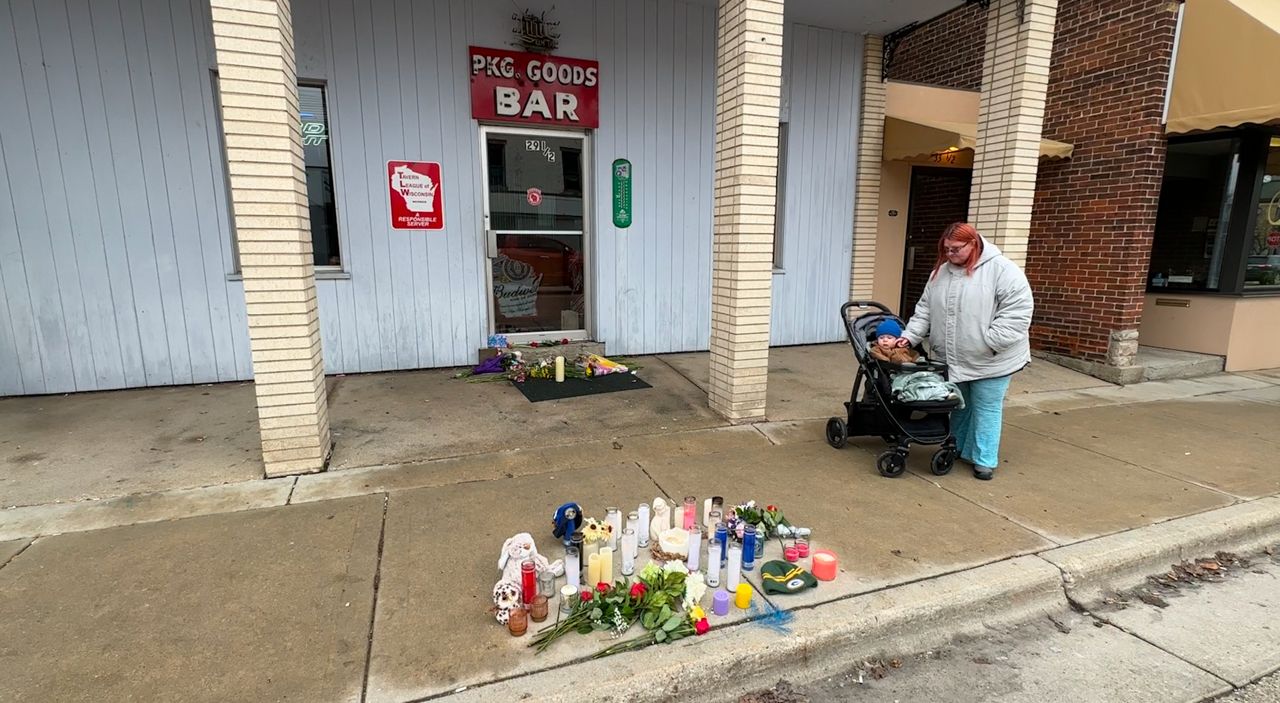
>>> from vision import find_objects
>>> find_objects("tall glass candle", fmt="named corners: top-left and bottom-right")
top-left (703, 497), bottom-right (714, 528)
top-left (621, 529), bottom-right (637, 575)
top-left (715, 522), bottom-right (728, 566)
top-left (521, 560), bottom-right (537, 605)
top-left (706, 554), bottom-right (720, 588)
top-left (742, 525), bottom-right (758, 572)
top-left (625, 512), bottom-right (640, 556)
top-left (565, 547), bottom-right (581, 589)
top-left (560, 584), bottom-right (577, 615)
top-left (637, 503), bottom-right (651, 547)
top-left (686, 527), bottom-right (702, 571)
top-left (599, 546), bottom-right (614, 586)
top-left (682, 496), bottom-right (697, 530)
top-left (605, 507), bottom-right (622, 550)
top-left (708, 509), bottom-right (722, 533)
top-left (587, 552), bottom-right (601, 587)
top-left (726, 542), bottom-right (743, 592)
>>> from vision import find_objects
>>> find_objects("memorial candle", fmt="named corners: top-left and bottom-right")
top-left (726, 542), bottom-right (742, 592)
top-left (599, 546), bottom-right (614, 586)
top-left (621, 529), bottom-right (637, 576)
top-left (734, 583), bottom-right (753, 609)
top-left (565, 547), bottom-right (581, 589)
top-left (715, 522), bottom-right (728, 566)
top-left (587, 552), bottom-right (601, 587)
top-left (624, 511), bottom-right (640, 552)
top-left (605, 507), bottom-right (622, 550)
top-left (554, 356), bottom-right (565, 383)
top-left (521, 560), bottom-right (537, 605)
top-left (686, 527), bottom-right (702, 571)
top-left (812, 550), bottom-right (838, 581)
top-left (682, 496), bottom-right (697, 530)
top-left (637, 503), bottom-right (651, 547)
top-left (742, 525), bottom-right (758, 572)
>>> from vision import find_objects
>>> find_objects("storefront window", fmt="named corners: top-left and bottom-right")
top-left (1149, 137), bottom-right (1239, 291)
top-left (1244, 139), bottom-right (1280, 288)
top-left (299, 84), bottom-right (341, 268)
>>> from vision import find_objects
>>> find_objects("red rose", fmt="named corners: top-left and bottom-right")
top-left (596, 582), bottom-right (609, 593)
top-left (629, 582), bottom-right (647, 599)
top-left (766, 505), bottom-right (777, 512)
top-left (561, 338), bottom-right (570, 345)
top-left (530, 342), bottom-right (539, 348)
top-left (695, 618), bottom-right (710, 636)
top-left (580, 590), bottom-right (593, 602)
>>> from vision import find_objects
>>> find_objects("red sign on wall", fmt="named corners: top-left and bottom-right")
top-left (469, 46), bottom-right (599, 128)
top-left (388, 161), bottom-right (444, 231)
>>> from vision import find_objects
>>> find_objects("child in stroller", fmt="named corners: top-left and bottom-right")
top-left (826, 302), bottom-right (962, 478)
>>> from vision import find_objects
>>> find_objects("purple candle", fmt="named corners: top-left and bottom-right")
top-left (712, 589), bottom-right (731, 616)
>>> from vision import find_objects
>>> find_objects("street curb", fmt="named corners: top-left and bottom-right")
top-left (444, 555), bottom-right (1066, 703)
top-left (1041, 497), bottom-right (1280, 606)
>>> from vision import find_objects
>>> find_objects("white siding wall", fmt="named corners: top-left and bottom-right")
top-left (0, 0), bottom-right (249, 395)
top-left (770, 25), bottom-right (862, 346)
top-left (0, 0), bottom-right (863, 395)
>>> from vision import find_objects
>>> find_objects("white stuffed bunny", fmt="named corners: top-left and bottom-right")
top-left (498, 531), bottom-right (564, 585)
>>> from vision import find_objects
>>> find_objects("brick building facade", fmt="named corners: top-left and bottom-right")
top-left (884, 0), bottom-right (1180, 375)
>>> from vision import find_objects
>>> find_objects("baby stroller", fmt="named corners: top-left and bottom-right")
top-left (825, 301), bottom-right (961, 478)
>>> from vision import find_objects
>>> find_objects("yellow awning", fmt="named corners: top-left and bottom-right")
top-left (1167, 0), bottom-right (1280, 135)
top-left (883, 82), bottom-right (1073, 161)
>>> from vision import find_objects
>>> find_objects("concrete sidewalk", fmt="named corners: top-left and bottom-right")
top-left (2, 351), bottom-right (1280, 701)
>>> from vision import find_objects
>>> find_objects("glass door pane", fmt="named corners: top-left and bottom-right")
top-left (1245, 139), bottom-right (1280, 288)
top-left (485, 132), bottom-right (586, 334)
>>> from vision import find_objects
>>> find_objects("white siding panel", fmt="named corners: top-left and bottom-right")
top-left (770, 25), bottom-right (861, 346)
top-left (0, 0), bottom-right (252, 395)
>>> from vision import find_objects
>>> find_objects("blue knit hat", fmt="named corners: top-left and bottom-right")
top-left (875, 319), bottom-right (903, 338)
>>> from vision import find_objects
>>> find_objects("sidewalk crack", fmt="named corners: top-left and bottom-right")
top-left (285, 476), bottom-right (299, 505)
top-left (1034, 553), bottom-right (1237, 691)
top-left (0, 539), bottom-right (35, 572)
top-left (360, 494), bottom-right (390, 703)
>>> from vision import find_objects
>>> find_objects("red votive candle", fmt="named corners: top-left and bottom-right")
top-left (521, 560), bottom-right (537, 604)
top-left (811, 550), bottom-right (838, 581)
top-left (795, 539), bottom-right (810, 559)
top-left (784, 546), bottom-right (799, 562)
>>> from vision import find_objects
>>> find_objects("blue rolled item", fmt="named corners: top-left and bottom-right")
top-left (716, 522), bottom-right (728, 566)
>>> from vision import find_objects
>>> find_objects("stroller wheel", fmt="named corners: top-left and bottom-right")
top-left (825, 417), bottom-right (847, 449)
top-left (930, 447), bottom-right (957, 476)
top-left (876, 450), bottom-right (907, 478)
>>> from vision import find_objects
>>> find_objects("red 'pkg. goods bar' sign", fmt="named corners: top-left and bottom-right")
top-left (469, 46), bottom-right (600, 128)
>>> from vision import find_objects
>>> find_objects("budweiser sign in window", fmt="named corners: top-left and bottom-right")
top-left (469, 46), bottom-right (599, 128)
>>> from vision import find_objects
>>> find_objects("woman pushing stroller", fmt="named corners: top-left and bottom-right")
top-left (897, 222), bottom-right (1034, 481)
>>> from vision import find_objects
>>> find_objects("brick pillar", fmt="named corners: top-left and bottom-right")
top-left (850, 35), bottom-right (885, 300)
top-left (969, 0), bottom-right (1058, 267)
top-left (709, 0), bottom-right (784, 422)
top-left (211, 0), bottom-right (331, 477)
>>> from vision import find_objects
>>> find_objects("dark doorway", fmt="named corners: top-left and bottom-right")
top-left (899, 167), bottom-right (973, 319)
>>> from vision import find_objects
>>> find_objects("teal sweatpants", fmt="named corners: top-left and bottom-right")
top-left (951, 375), bottom-right (1013, 471)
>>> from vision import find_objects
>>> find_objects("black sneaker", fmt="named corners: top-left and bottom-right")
top-left (973, 466), bottom-right (994, 480)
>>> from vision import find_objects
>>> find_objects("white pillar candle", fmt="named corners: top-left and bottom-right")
top-left (727, 543), bottom-right (743, 592)
top-left (703, 497), bottom-right (714, 528)
top-left (621, 529), bottom-right (637, 575)
top-left (599, 547), bottom-right (614, 586)
top-left (686, 528), bottom-right (702, 571)
top-left (706, 554), bottom-right (720, 588)
top-left (637, 503), bottom-right (651, 547)
top-left (566, 548), bottom-right (581, 589)
top-left (555, 356), bottom-right (565, 382)
top-left (587, 552), bottom-right (601, 587)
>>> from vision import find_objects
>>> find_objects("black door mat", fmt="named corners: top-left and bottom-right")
top-left (513, 373), bottom-right (652, 402)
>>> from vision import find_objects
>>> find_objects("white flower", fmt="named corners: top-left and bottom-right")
top-left (663, 560), bottom-right (690, 575)
top-left (683, 572), bottom-right (707, 609)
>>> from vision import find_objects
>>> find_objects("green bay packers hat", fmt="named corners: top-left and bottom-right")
top-left (760, 560), bottom-right (818, 594)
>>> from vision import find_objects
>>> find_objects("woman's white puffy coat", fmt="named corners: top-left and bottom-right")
top-left (901, 237), bottom-right (1034, 383)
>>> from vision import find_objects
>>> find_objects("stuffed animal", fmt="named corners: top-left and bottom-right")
top-left (551, 502), bottom-right (583, 545)
top-left (649, 498), bottom-right (672, 542)
top-left (498, 532), bottom-right (564, 586)
top-left (491, 580), bottom-right (522, 624)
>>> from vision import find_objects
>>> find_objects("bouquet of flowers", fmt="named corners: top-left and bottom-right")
top-left (528, 561), bottom-right (710, 655)
top-left (730, 501), bottom-right (791, 539)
